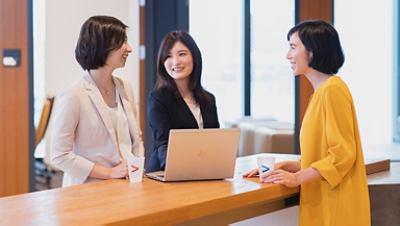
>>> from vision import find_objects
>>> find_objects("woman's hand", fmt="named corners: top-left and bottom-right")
top-left (109, 160), bottom-right (129, 179)
top-left (243, 168), bottom-right (259, 178)
top-left (130, 165), bottom-right (139, 172)
top-left (274, 161), bottom-right (301, 172)
top-left (242, 161), bottom-right (299, 178)
top-left (90, 160), bottom-right (140, 180)
top-left (110, 161), bottom-right (140, 179)
top-left (261, 169), bottom-right (300, 187)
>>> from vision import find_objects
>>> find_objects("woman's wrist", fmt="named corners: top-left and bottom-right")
top-left (294, 167), bottom-right (321, 185)
top-left (294, 171), bottom-right (303, 185)
top-left (90, 163), bottom-right (113, 179)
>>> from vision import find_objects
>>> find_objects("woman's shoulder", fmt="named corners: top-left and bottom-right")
top-left (322, 76), bottom-right (352, 100)
top-left (147, 88), bottom-right (174, 107)
top-left (198, 89), bottom-right (216, 105)
top-left (149, 87), bottom-right (174, 100)
top-left (324, 76), bottom-right (350, 91)
top-left (52, 79), bottom-right (87, 112)
top-left (204, 90), bottom-right (216, 100)
top-left (58, 77), bottom-right (87, 100)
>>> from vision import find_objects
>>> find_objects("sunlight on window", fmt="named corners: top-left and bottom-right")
top-left (251, 0), bottom-right (295, 122)
top-left (335, 0), bottom-right (393, 146)
top-left (190, 0), bottom-right (243, 126)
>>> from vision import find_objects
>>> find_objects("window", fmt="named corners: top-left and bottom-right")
top-left (335, 0), bottom-right (394, 146)
top-left (190, 0), bottom-right (295, 126)
top-left (250, 0), bottom-right (295, 122)
top-left (190, 0), bottom-right (243, 126)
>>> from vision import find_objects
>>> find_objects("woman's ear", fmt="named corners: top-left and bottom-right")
top-left (307, 51), bottom-right (313, 63)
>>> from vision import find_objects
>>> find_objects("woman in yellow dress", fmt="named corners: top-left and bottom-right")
top-left (245, 20), bottom-right (371, 226)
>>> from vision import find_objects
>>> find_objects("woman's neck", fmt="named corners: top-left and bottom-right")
top-left (89, 68), bottom-right (114, 88)
top-left (175, 78), bottom-right (191, 96)
top-left (175, 78), bottom-right (195, 103)
top-left (304, 69), bottom-right (332, 91)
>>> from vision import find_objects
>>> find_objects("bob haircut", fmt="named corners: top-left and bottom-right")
top-left (287, 20), bottom-right (345, 75)
top-left (156, 31), bottom-right (212, 103)
top-left (75, 15), bottom-right (128, 70)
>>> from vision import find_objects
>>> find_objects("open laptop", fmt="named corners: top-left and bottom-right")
top-left (146, 128), bottom-right (240, 182)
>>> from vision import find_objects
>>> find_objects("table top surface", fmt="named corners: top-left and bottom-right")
top-left (367, 162), bottom-right (400, 185)
top-left (1, 152), bottom-right (397, 225)
top-left (0, 154), bottom-right (300, 225)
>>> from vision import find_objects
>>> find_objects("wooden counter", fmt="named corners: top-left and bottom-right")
top-left (367, 163), bottom-right (400, 226)
top-left (0, 153), bottom-right (390, 225)
top-left (0, 154), bottom-right (300, 226)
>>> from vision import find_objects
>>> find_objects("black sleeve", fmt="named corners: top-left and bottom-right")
top-left (147, 92), bottom-right (170, 171)
top-left (210, 94), bottom-right (220, 128)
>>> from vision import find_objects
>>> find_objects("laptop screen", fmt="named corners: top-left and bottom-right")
top-left (159, 128), bottom-right (240, 181)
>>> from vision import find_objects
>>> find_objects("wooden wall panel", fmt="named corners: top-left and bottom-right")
top-left (295, 0), bottom-right (333, 153)
top-left (299, 0), bottom-right (333, 22)
top-left (298, 0), bottom-right (333, 117)
top-left (0, 0), bottom-right (30, 196)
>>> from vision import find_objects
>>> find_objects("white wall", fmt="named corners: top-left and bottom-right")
top-left (45, 0), bottom-right (140, 103)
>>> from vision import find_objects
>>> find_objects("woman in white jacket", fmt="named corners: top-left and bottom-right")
top-left (51, 15), bottom-right (144, 187)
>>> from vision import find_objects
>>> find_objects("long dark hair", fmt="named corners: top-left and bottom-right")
top-left (155, 31), bottom-right (212, 104)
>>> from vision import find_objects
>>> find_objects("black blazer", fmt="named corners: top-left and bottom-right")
top-left (146, 88), bottom-right (220, 172)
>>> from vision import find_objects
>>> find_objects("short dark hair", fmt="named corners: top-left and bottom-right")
top-left (287, 20), bottom-right (345, 74)
top-left (75, 15), bottom-right (128, 70)
top-left (156, 31), bottom-right (212, 103)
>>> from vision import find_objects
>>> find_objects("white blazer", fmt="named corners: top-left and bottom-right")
top-left (51, 73), bottom-right (144, 187)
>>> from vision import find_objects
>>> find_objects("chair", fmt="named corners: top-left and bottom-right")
top-left (254, 126), bottom-right (295, 154)
top-left (225, 117), bottom-right (277, 156)
top-left (228, 118), bottom-right (295, 156)
top-left (34, 96), bottom-right (55, 190)
top-left (35, 96), bottom-right (54, 146)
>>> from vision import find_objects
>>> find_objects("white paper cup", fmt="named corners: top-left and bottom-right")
top-left (257, 156), bottom-right (275, 181)
top-left (126, 155), bottom-right (145, 183)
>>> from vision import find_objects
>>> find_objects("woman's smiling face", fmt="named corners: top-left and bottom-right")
top-left (286, 32), bottom-right (312, 76)
top-left (163, 41), bottom-right (194, 81)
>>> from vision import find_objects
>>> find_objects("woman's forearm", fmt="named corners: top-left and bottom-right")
top-left (89, 164), bottom-right (111, 179)
top-left (295, 167), bottom-right (321, 184)
top-left (276, 160), bottom-right (301, 172)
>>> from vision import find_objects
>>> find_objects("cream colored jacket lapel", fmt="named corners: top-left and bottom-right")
top-left (84, 74), bottom-right (119, 150)
top-left (83, 74), bottom-right (144, 157)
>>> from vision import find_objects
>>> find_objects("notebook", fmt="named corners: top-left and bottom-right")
top-left (146, 128), bottom-right (240, 182)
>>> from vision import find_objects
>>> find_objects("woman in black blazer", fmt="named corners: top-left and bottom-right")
top-left (146, 31), bottom-right (220, 172)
